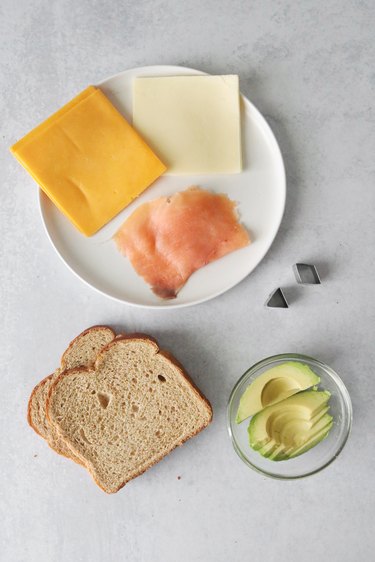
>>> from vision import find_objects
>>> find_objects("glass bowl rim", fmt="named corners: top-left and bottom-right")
top-left (227, 353), bottom-right (353, 480)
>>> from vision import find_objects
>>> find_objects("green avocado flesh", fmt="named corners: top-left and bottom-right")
top-left (236, 362), bottom-right (320, 423)
top-left (247, 389), bottom-right (333, 461)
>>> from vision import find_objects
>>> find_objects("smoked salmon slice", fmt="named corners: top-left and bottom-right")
top-left (114, 186), bottom-right (250, 299)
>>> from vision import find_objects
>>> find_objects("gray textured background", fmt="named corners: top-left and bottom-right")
top-left (1, 1), bottom-right (375, 561)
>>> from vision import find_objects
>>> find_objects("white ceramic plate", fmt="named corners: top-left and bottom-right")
top-left (40, 65), bottom-right (286, 309)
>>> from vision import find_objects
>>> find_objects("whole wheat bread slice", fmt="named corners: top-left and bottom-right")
top-left (27, 326), bottom-right (116, 463)
top-left (47, 335), bottom-right (213, 493)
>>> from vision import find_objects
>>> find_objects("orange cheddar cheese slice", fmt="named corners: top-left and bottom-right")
top-left (10, 86), bottom-right (166, 236)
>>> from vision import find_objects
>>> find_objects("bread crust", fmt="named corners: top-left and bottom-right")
top-left (60, 325), bottom-right (116, 369)
top-left (27, 373), bottom-right (54, 435)
top-left (47, 334), bottom-right (213, 493)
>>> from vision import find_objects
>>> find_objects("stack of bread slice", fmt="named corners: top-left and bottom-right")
top-left (28, 326), bottom-right (212, 493)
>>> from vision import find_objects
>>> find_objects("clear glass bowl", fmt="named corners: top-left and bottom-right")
top-left (227, 354), bottom-right (352, 479)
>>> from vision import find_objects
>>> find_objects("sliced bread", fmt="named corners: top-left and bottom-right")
top-left (47, 335), bottom-right (213, 493)
top-left (27, 326), bottom-right (116, 463)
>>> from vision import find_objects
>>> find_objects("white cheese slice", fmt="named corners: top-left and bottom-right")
top-left (133, 75), bottom-right (242, 174)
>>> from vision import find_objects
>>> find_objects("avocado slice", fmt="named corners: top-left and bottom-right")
top-left (288, 420), bottom-right (333, 458)
top-left (248, 390), bottom-right (330, 448)
top-left (268, 443), bottom-right (287, 461)
top-left (236, 362), bottom-right (320, 423)
top-left (248, 390), bottom-right (332, 459)
top-left (257, 440), bottom-right (278, 457)
top-left (256, 409), bottom-right (332, 461)
top-left (258, 406), bottom-right (333, 461)
top-left (281, 414), bottom-right (333, 458)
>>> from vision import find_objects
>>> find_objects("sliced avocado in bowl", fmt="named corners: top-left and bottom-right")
top-left (247, 390), bottom-right (332, 460)
top-left (236, 362), bottom-right (320, 423)
top-left (235, 360), bottom-right (335, 461)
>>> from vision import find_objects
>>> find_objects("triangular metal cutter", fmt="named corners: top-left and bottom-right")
top-left (265, 288), bottom-right (289, 308)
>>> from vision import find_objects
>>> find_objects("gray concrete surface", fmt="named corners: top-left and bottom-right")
top-left (1, 1), bottom-right (374, 561)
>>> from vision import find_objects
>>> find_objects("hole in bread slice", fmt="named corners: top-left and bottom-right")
top-left (97, 393), bottom-right (111, 409)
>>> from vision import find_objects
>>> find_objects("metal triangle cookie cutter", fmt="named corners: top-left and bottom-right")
top-left (293, 263), bottom-right (321, 285)
top-left (265, 288), bottom-right (289, 308)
